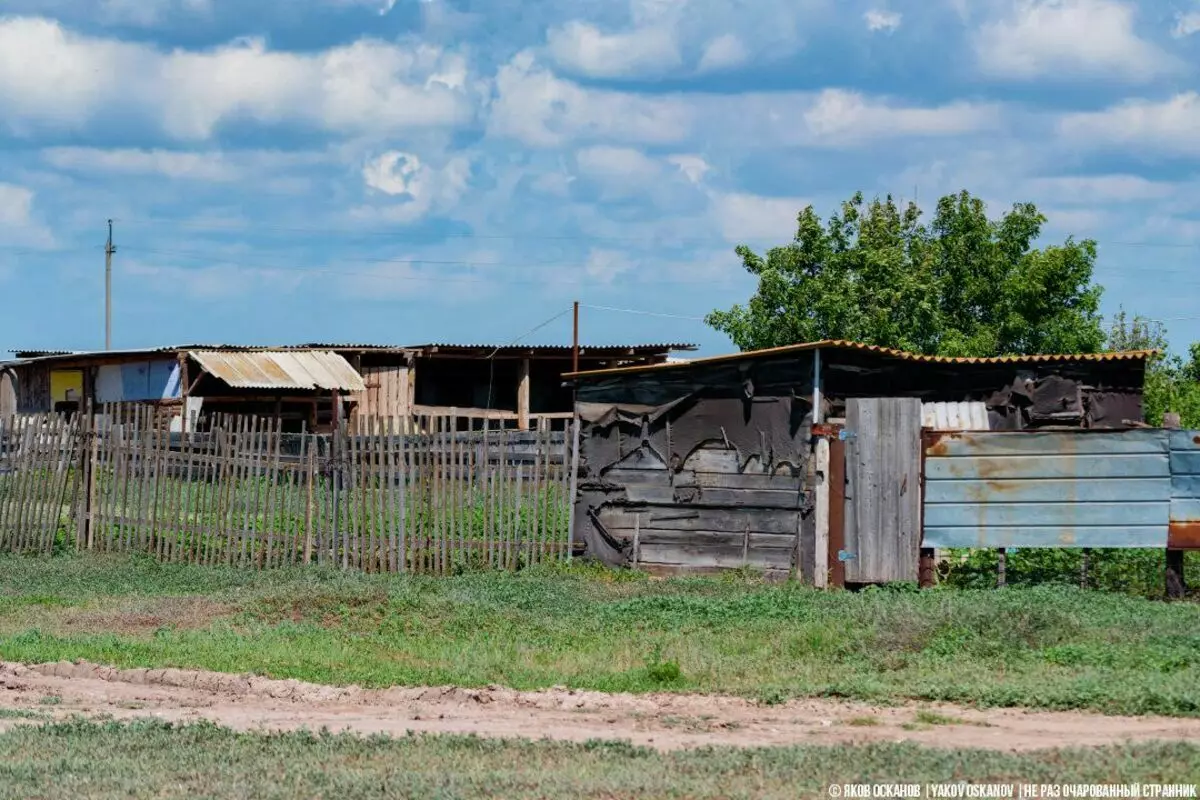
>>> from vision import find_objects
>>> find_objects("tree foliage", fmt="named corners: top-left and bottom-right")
top-left (1107, 309), bottom-right (1200, 427)
top-left (706, 190), bottom-right (1106, 358)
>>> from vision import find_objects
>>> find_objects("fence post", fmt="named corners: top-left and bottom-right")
top-left (565, 415), bottom-right (581, 562)
top-left (76, 407), bottom-right (95, 551)
top-left (997, 548), bottom-right (1007, 589)
top-left (304, 439), bottom-right (315, 565)
top-left (1164, 413), bottom-right (1185, 600)
top-left (333, 423), bottom-right (345, 569)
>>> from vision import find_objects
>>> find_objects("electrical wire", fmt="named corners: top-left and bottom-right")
top-left (581, 304), bottom-right (707, 321)
top-left (483, 307), bottom-right (575, 419)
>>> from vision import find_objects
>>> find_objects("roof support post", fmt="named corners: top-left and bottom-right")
top-left (812, 347), bottom-right (823, 424)
top-left (517, 358), bottom-right (531, 432)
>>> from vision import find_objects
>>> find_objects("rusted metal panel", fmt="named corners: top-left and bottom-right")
top-left (188, 350), bottom-right (366, 392)
top-left (1168, 430), bottom-right (1200, 549)
top-left (923, 430), bottom-right (1170, 549)
top-left (844, 397), bottom-right (922, 583)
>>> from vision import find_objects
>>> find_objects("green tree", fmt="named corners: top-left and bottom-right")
top-left (1108, 309), bottom-right (1200, 426)
top-left (706, 190), bottom-right (1106, 358)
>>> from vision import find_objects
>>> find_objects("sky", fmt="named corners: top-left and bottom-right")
top-left (1, 0), bottom-right (1200, 359)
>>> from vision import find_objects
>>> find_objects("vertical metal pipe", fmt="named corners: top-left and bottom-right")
top-left (104, 219), bottom-right (115, 351)
top-left (812, 348), bottom-right (822, 424)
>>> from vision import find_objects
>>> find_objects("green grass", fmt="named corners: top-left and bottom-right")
top-left (1, 554), bottom-right (1200, 716)
top-left (0, 719), bottom-right (1195, 799)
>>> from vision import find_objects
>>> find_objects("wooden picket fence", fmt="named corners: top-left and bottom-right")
top-left (0, 408), bottom-right (579, 573)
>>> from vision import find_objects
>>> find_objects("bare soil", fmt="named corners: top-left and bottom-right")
top-left (2, 660), bottom-right (1198, 752)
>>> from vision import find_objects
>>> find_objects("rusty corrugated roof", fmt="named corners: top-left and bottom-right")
top-left (189, 350), bottom-right (366, 392)
top-left (564, 340), bottom-right (1158, 379)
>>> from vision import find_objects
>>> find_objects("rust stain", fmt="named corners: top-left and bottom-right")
top-left (924, 430), bottom-right (963, 458)
top-left (1057, 530), bottom-right (1077, 546)
top-left (1168, 521), bottom-right (1200, 549)
top-left (1192, 436), bottom-right (1200, 445)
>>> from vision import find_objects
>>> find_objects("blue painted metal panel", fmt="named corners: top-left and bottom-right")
top-left (925, 477), bottom-right (1169, 504)
top-left (95, 360), bottom-right (182, 402)
top-left (923, 430), bottom-right (1170, 549)
top-left (1168, 430), bottom-right (1200, 547)
top-left (923, 525), bottom-right (1166, 549)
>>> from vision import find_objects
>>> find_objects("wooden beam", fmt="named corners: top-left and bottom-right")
top-left (813, 437), bottom-right (830, 589)
top-left (177, 354), bottom-right (189, 433)
top-left (517, 358), bottom-right (531, 431)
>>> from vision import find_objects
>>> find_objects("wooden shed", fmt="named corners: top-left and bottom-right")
top-left (564, 340), bottom-right (1153, 583)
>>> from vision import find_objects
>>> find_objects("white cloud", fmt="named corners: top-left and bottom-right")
top-left (575, 146), bottom-right (662, 180)
top-left (122, 260), bottom-right (304, 299)
top-left (99, 0), bottom-right (211, 26)
top-left (710, 192), bottom-right (806, 241)
top-left (864, 9), bottom-right (902, 32)
top-left (1026, 174), bottom-right (1176, 203)
top-left (974, 0), bottom-right (1174, 81)
top-left (0, 183), bottom-right (54, 247)
top-left (356, 151), bottom-right (472, 223)
top-left (488, 51), bottom-right (693, 146)
top-left (363, 151), bottom-right (424, 196)
top-left (1173, 10), bottom-right (1200, 37)
top-left (0, 17), bottom-right (477, 140)
top-left (546, 20), bottom-right (681, 77)
top-left (583, 249), bottom-right (634, 283)
top-left (1058, 93), bottom-right (1200, 156)
top-left (802, 89), bottom-right (999, 145)
top-left (668, 154), bottom-right (710, 184)
top-left (697, 33), bottom-right (748, 72)
top-left (40, 148), bottom-right (328, 181)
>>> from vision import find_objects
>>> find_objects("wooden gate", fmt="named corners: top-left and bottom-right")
top-left (843, 398), bottom-right (922, 583)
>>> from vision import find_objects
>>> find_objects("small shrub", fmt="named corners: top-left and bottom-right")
top-left (642, 645), bottom-right (682, 685)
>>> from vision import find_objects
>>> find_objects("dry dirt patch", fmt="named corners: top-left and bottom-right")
top-left (1, 597), bottom-right (234, 637)
top-left (2, 660), bottom-right (1200, 751)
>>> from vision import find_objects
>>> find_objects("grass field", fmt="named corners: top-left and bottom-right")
top-left (1, 554), bottom-right (1199, 716)
top-left (0, 719), bottom-right (1195, 800)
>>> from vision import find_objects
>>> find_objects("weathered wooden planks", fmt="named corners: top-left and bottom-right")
top-left (0, 410), bottom-right (576, 574)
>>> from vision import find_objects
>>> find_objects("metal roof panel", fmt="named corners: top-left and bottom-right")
top-left (188, 350), bottom-right (366, 392)
top-left (564, 340), bottom-right (1157, 379)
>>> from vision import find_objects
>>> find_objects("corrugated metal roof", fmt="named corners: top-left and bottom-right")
top-left (565, 340), bottom-right (1157, 379)
top-left (189, 350), bottom-right (366, 392)
top-left (412, 343), bottom-right (697, 355)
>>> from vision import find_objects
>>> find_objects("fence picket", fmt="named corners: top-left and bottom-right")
top-left (0, 410), bottom-right (574, 572)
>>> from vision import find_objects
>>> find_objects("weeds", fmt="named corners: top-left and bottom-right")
top-left (1, 555), bottom-right (1200, 717)
top-left (0, 719), bottom-right (1196, 799)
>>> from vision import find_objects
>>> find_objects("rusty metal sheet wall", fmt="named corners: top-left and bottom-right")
top-left (923, 430), bottom-right (1171, 549)
top-left (1169, 430), bottom-right (1200, 549)
top-left (844, 398), bottom-right (923, 583)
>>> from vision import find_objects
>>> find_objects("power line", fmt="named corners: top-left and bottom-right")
top-left (484, 306), bottom-right (575, 415)
top-left (581, 304), bottom-right (708, 322)
top-left (117, 216), bottom-right (765, 247)
top-left (114, 246), bottom-right (746, 288)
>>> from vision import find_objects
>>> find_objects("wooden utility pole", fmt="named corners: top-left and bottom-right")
top-left (572, 301), bottom-right (580, 374)
top-left (105, 219), bottom-right (116, 351)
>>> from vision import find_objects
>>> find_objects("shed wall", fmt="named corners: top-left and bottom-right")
top-left (16, 364), bottom-right (50, 413)
top-left (0, 370), bottom-right (15, 419)
top-left (573, 391), bottom-right (816, 578)
top-left (923, 430), bottom-right (1171, 549)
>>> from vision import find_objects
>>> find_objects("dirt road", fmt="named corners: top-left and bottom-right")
top-left (2, 660), bottom-right (1198, 751)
